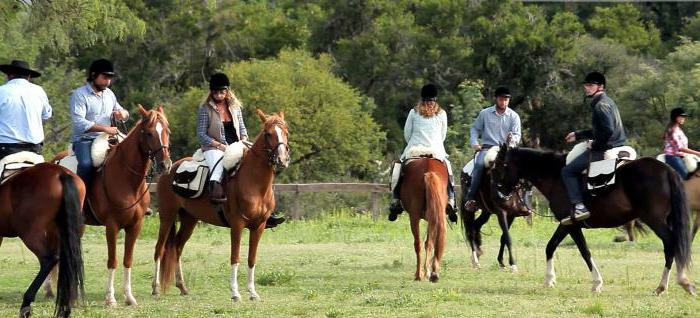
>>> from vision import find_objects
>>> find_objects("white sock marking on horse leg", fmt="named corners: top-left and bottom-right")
top-left (655, 267), bottom-right (671, 295)
top-left (124, 267), bottom-right (137, 305)
top-left (675, 263), bottom-right (696, 295)
top-left (230, 263), bottom-right (241, 301)
top-left (248, 265), bottom-right (259, 300)
top-left (105, 268), bottom-right (116, 306)
top-left (152, 259), bottom-right (161, 295)
top-left (471, 251), bottom-right (480, 269)
top-left (590, 258), bottom-right (603, 292)
top-left (544, 259), bottom-right (556, 287)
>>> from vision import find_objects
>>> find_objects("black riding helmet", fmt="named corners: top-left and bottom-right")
top-left (670, 107), bottom-right (690, 122)
top-left (421, 84), bottom-right (438, 102)
top-left (494, 86), bottom-right (511, 98)
top-left (210, 73), bottom-right (230, 91)
top-left (583, 71), bottom-right (606, 86)
top-left (88, 59), bottom-right (115, 81)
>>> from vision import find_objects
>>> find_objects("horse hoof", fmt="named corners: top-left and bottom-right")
top-left (544, 278), bottom-right (556, 288)
top-left (232, 295), bottom-right (241, 302)
top-left (19, 306), bottom-right (31, 318)
top-left (612, 234), bottom-right (629, 243)
top-left (105, 299), bottom-right (117, 307)
top-left (152, 290), bottom-right (160, 296)
top-left (429, 273), bottom-right (439, 283)
top-left (179, 288), bottom-right (189, 296)
top-left (510, 265), bottom-right (518, 273)
top-left (249, 294), bottom-right (260, 301)
top-left (653, 286), bottom-right (666, 296)
top-left (683, 284), bottom-right (697, 296)
top-left (125, 297), bottom-right (138, 306)
top-left (44, 291), bottom-right (55, 300)
top-left (498, 264), bottom-right (506, 271)
top-left (591, 283), bottom-right (602, 293)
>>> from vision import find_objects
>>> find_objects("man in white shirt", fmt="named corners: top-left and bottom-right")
top-left (0, 60), bottom-right (52, 160)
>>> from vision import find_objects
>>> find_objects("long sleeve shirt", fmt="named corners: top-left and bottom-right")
top-left (469, 105), bottom-right (521, 147)
top-left (664, 126), bottom-right (688, 156)
top-left (574, 92), bottom-right (626, 151)
top-left (0, 78), bottom-right (52, 144)
top-left (400, 108), bottom-right (448, 160)
top-left (196, 101), bottom-right (248, 149)
top-left (69, 83), bottom-right (124, 142)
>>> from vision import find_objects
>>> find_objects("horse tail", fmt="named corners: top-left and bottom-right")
top-left (425, 172), bottom-right (447, 264)
top-left (159, 222), bottom-right (178, 292)
top-left (55, 173), bottom-right (85, 317)
top-left (668, 169), bottom-right (692, 271)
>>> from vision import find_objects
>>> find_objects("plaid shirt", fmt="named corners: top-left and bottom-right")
top-left (196, 103), bottom-right (247, 146)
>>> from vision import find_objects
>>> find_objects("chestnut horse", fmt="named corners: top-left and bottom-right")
top-left (492, 145), bottom-right (695, 295)
top-left (0, 164), bottom-right (85, 317)
top-left (400, 157), bottom-right (448, 282)
top-left (153, 109), bottom-right (289, 301)
top-left (53, 105), bottom-right (171, 306)
top-left (459, 170), bottom-right (532, 271)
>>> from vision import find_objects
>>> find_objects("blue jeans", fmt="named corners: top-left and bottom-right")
top-left (561, 150), bottom-right (604, 205)
top-left (665, 155), bottom-right (688, 180)
top-left (466, 149), bottom-right (488, 201)
top-left (73, 139), bottom-right (94, 186)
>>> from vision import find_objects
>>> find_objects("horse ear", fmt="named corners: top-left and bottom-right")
top-left (137, 104), bottom-right (148, 116)
top-left (256, 109), bottom-right (268, 122)
top-left (157, 104), bottom-right (164, 113)
top-left (278, 110), bottom-right (285, 120)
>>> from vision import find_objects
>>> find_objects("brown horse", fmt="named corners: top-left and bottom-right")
top-left (400, 157), bottom-right (448, 282)
top-left (492, 145), bottom-right (695, 295)
top-left (0, 164), bottom-right (85, 317)
top-left (153, 109), bottom-right (289, 301)
top-left (459, 169), bottom-right (532, 271)
top-left (53, 105), bottom-right (171, 306)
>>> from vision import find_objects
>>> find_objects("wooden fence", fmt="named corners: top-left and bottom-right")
top-left (148, 182), bottom-right (463, 220)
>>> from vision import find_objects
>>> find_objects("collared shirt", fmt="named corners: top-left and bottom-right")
top-left (0, 78), bottom-right (52, 144)
top-left (69, 83), bottom-right (124, 142)
top-left (469, 105), bottom-right (521, 147)
top-left (400, 108), bottom-right (448, 160)
top-left (196, 101), bottom-right (248, 147)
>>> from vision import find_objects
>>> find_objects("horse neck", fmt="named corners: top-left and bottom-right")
top-left (109, 129), bottom-right (149, 187)
top-left (511, 149), bottom-right (565, 201)
top-left (235, 135), bottom-right (275, 191)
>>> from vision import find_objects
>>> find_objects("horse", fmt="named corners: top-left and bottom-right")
top-left (52, 105), bottom-right (172, 306)
top-left (399, 155), bottom-right (448, 282)
top-left (491, 145), bottom-right (695, 295)
top-left (459, 169), bottom-right (532, 271)
top-left (0, 163), bottom-right (85, 317)
top-left (153, 109), bottom-right (289, 301)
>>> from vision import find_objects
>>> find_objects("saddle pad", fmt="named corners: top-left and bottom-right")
top-left (587, 158), bottom-right (617, 190)
top-left (0, 151), bottom-right (45, 184)
top-left (222, 141), bottom-right (246, 171)
top-left (405, 145), bottom-right (435, 159)
top-left (1, 162), bottom-right (34, 184)
top-left (462, 147), bottom-right (500, 177)
top-left (91, 132), bottom-right (125, 167)
top-left (656, 153), bottom-right (700, 172)
top-left (172, 159), bottom-right (209, 198)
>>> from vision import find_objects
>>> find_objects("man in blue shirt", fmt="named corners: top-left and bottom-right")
top-left (0, 60), bottom-right (52, 160)
top-left (69, 59), bottom-right (129, 187)
top-left (464, 87), bottom-right (522, 212)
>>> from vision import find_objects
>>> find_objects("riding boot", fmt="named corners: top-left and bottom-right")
top-left (265, 213), bottom-right (286, 229)
top-left (209, 180), bottom-right (226, 203)
top-left (388, 199), bottom-right (404, 221)
top-left (388, 161), bottom-right (404, 221)
top-left (446, 180), bottom-right (457, 223)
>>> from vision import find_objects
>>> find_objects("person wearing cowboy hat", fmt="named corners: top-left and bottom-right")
top-left (0, 60), bottom-right (52, 160)
top-left (388, 83), bottom-right (458, 223)
top-left (69, 58), bottom-right (129, 188)
top-left (196, 72), bottom-right (285, 228)
top-left (663, 107), bottom-right (700, 179)
top-left (560, 71), bottom-right (626, 225)
top-left (463, 86), bottom-right (522, 213)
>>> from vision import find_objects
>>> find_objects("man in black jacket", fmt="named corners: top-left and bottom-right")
top-left (560, 72), bottom-right (626, 225)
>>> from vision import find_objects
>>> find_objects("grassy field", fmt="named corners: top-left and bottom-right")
top-left (1, 209), bottom-right (699, 317)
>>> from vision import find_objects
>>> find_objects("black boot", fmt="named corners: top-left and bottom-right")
top-left (446, 198), bottom-right (458, 223)
top-left (265, 213), bottom-right (286, 229)
top-left (209, 180), bottom-right (226, 203)
top-left (388, 199), bottom-right (404, 221)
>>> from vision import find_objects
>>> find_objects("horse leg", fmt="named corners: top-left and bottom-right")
top-left (495, 211), bottom-right (509, 270)
top-left (174, 214), bottom-right (198, 295)
top-left (569, 226), bottom-right (603, 292)
top-left (42, 265), bottom-right (58, 299)
top-left (644, 222), bottom-right (677, 295)
top-left (473, 211), bottom-right (491, 258)
top-left (122, 219), bottom-right (143, 306)
top-left (152, 211), bottom-right (176, 296)
top-left (247, 224), bottom-right (266, 301)
top-left (19, 235), bottom-right (58, 318)
top-left (409, 216), bottom-right (423, 281)
top-left (500, 214), bottom-right (517, 272)
top-left (692, 211), bottom-right (700, 241)
top-left (543, 225), bottom-right (569, 288)
top-left (230, 225), bottom-right (243, 302)
top-left (104, 224), bottom-right (119, 307)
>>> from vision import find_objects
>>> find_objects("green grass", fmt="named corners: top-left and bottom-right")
top-left (1, 208), bottom-right (699, 317)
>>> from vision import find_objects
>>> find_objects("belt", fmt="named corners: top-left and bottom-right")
top-left (0, 143), bottom-right (42, 149)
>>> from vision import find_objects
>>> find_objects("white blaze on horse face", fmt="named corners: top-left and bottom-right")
top-left (274, 126), bottom-right (289, 164)
top-left (231, 263), bottom-right (241, 301)
top-left (155, 122), bottom-right (164, 146)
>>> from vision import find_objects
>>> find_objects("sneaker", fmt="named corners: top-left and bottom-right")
top-left (560, 206), bottom-right (590, 225)
top-left (463, 200), bottom-right (478, 212)
top-left (265, 214), bottom-right (286, 229)
top-left (388, 199), bottom-right (404, 221)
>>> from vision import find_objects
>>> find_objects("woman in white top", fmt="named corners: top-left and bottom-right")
top-left (389, 84), bottom-right (456, 222)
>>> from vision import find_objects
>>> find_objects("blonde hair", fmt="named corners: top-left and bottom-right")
top-left (416, 100), bottom-right (441, 117)
top-left (203, 88), bottom-right (243, 109)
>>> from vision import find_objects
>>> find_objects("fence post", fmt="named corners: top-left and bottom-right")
top-left (291, 189), bottom-right (301, 220)
top-left (370, 192), bottom-right (380, 221)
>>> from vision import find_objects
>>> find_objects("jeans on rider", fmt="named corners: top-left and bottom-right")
top-left (73, 139), bottom-right (95, 187)
top-left (665, 155), bottom-right (689, 180)
top-left (561, 149), bottom-right (604, 206)
top-left (464, 148), bottom-right (488, 210)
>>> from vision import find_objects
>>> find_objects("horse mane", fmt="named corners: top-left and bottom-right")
top-left (127, 108), bottom-right (170, 135)
top-left (510, 147), bottom-right (566, 177)
top-left (263, 113), bottom-right (286, 130)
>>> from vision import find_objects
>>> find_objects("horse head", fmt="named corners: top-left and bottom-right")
top-left (492, 143), bottom-right (520, 200)
top-left (256, 109), bottom-right (290, 171)
top-left (136, 104), bottom-right (172, 173)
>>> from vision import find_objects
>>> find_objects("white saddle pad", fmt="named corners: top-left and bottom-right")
top-left (91, 133), bottom-right (125, 167)
top-left (656, 153), bottom-right (700, 173)
top-left (405, 145), bottom-right (436, 159)
top-left (587, 158), bottom-right (618, 191)
top-left (0, 151), bottom-right (45, 184)
top-left (222, 141), bottom-right (247, 171)
top-left (172, 154), bottom-right (209, 198)
top-left (461, 147), bottom-right (500, 177)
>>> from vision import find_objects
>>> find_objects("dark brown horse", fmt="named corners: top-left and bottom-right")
top-left (492, 145), bottom-right (695, 295)
top-left (459, 169), bottom-right (532, 271)
top-left (400, 157), bottom-right (448, 282)
top-left (0, 164), bottom-right (85, 317)
top-left (153, 109), bottom-right (289, 301)
top-left (53, 105), bottom-right (171, 306)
